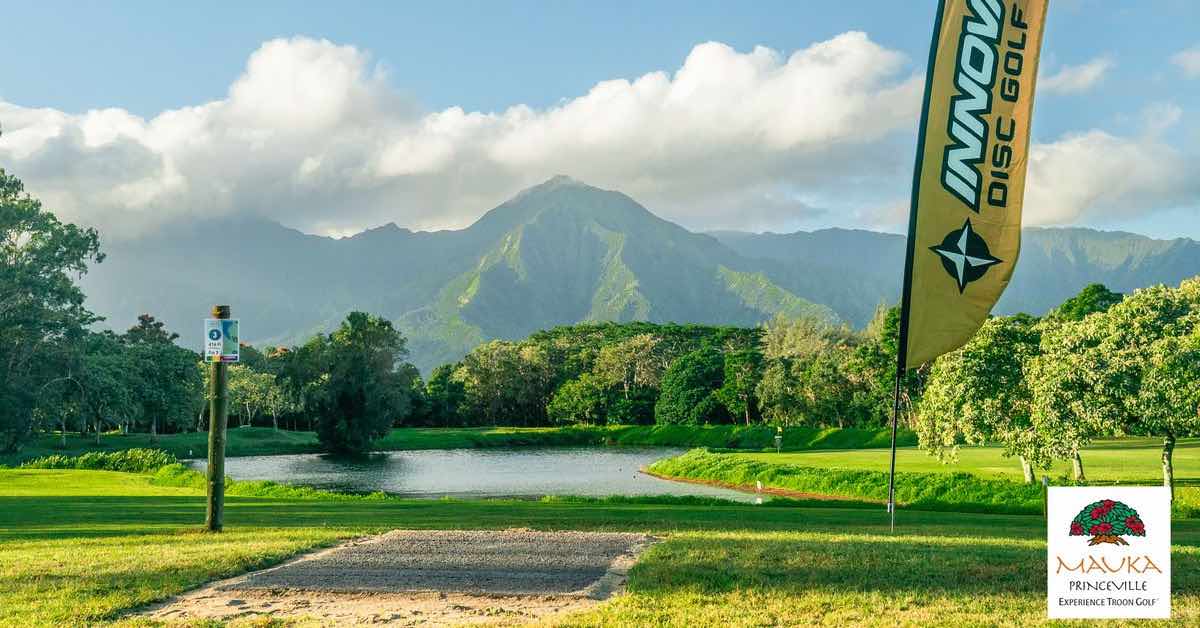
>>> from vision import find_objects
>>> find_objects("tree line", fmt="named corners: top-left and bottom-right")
top-left (423, 314), bottom-right (909, 433)
top-left (0, 168), bottom-right (420, 455)
top-left (5, 165), bottom-right (1200, 491)
top-left (916, 282), bottom-right (1200, 498)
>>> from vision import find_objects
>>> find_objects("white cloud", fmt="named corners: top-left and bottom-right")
top-left (1040, 56), bottom-right (1113, 94)
top-left (1, 35), bottom-right (1194, 240)
top-left (0, 34), bottom-right (922, 238)
top-left (1025, 108), bottom-right (1199, 226)
top-left (1171, 44), bottom-right (1200, 78)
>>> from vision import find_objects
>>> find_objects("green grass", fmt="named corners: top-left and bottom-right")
top-left (650, 448), bottom-right (1048, 515)
top-left (4, 468), bottom-right (1200, 626)
top-left (730, 437), bottom-right (1200, 483)
top-left (1, 424), bottom-right (913, 466)
top-left (653, 441), bottom-right (1200, 518)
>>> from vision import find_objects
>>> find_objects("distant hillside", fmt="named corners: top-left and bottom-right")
top-left (81, 176), bottom-right (1200, 372)
top-left (711, 227), bottom-right (1200, 320)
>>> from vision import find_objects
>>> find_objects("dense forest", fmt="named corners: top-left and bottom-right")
top-left (5, 166), bottom-right (1200, 491)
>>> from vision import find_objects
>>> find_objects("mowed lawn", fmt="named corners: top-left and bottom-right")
top-left (3, 469), bottom-right (1200, 626)
top-left (733, 437), bottom-right (1200, 484)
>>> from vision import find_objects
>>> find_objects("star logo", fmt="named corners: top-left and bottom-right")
top-left (929, 219), bottom-right (1001, 293)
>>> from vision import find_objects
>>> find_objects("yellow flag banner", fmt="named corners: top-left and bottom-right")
top-left (899, 0), bottom-right (1048, 370)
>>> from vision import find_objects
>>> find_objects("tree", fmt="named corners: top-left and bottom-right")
top-left (124, 313), bottom-right (179, 344)
top-left (756, 359), bottom-right (804, 426)
top-left (796, 349), bottom-right (861, 429)
top-left (307, 312), bottom-right (415, 453)
top-left (228, 365), bottom-right (275, 427)
top-left (123, 318), bottom-right (202, 439)
top-left (1136, 327), bottom-right (1200, 501)
top-left (593, 334), bottom-right (664, 400)
top-left (454, 340), bottom-right (555, 426)
top-left (1031, 280), bottom-right (1200, 496)
top-left (917, 315), bottom-right (1052, 483)
top-left (77, 332), bottom-right (138, 443)
top-left (547, 373), bottom-right (611, 425)
top-left (1051, 283), bottom-right (1123, 322)
top-left (655, 348), bottom-right (727, 425)
top-left (715, 349), bottom-right (763, 425)
top-left (261, 378), bottom-right (298, 431)
top-left (424, 364), bottom-right (465, 427)
top-left (760, 314), bottom-right (855, 362)
top-left (0, 169), bottom-right (103, 452)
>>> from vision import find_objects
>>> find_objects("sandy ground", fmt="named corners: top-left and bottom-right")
top-left (139, 529), bottom-right (656, 626)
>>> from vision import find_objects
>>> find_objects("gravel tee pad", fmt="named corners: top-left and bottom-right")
top-left (222, 529), bottom-right (651, 595)
top-left (140, 529), bottom-right (655, 625)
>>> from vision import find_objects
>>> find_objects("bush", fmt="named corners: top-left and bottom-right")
top-left (20, 448), bottom-right (178, 473)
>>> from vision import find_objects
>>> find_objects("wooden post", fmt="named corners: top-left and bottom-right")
top-left (205, 305), bottom-right (230, 532)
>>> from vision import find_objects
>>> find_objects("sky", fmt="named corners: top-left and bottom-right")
top-left (1, 0), bottom-right (1198, 240)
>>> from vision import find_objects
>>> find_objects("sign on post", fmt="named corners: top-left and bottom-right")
top-left (204, 318), bottom-right (240, 363)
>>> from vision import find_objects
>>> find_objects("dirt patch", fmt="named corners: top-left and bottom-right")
top-left (138, 529), bottom-right (655, 626)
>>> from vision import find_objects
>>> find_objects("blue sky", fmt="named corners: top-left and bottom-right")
top-left (1, 1), bottom-right (1198, 239)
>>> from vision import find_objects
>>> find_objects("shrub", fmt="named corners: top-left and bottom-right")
top-left (20, 448), bottom-right (178, 473)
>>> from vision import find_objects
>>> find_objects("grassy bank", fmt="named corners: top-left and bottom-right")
top-left (649, 448), bottom-right (1047, 515)
top-left (730, 436), bottom-right (1200, 483)
top-left (4, 467), bottom-right (1200, 626)
top-left (652, 448), bottom-right (1200, 518)
top-left (1, 424), bottom-right (914, 466)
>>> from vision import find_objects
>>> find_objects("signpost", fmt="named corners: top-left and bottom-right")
top-left (205, 317), bottom-right (240, 363)
top-left (205, 305), bottom-right (236, 532)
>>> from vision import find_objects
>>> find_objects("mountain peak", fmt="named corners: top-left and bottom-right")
top-left (545, 174), bottom-right (580, 186)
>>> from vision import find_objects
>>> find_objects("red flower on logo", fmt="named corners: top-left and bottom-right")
top-left (1074, 499), bottom-right (1143, 546)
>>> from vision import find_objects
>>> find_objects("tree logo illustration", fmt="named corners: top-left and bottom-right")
top-left (1069, 499), bottom-right (1146, 546)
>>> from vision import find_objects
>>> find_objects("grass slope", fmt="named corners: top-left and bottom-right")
top-left (650, 449), bottom-right (1047, 515)
top-left (1, 424), bottom-right (914, 466)
top-left (729, 437), bottom-right (1200, 483)
top-left (3, 468), bottom-right (1200, 626)
top-left (653, 443), bottom-right (1200, 518)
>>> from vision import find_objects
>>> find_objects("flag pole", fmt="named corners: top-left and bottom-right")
top-left (888, 0), bottom-right (944, 533)
top-left (889, 214), bottom-right (916, 532)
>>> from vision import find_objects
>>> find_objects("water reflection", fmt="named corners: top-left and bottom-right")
top-left (190, 447), bottom-right (756, 502)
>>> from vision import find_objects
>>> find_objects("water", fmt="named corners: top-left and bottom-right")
top-left (189, 447), bottom-right (757, 502)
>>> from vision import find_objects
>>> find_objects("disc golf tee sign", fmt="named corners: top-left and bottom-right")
top-left (204, 318), bottom-right (240, 363)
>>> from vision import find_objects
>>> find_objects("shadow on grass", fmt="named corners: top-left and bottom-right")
top-left (629, 534), bottom-right (1200, 598)
top-left (4, 494), bottom-right (1200, 546)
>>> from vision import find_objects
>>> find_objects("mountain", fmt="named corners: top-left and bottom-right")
top-left (710, 227), bottom-right (1200, 322)
top-left (81, 177), bottom-right (1200, 372)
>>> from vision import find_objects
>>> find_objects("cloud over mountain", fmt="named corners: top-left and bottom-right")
top-left (0, 34), bottom-right (1195, 238)
top-left (1, 34), bottom-right (920, 238)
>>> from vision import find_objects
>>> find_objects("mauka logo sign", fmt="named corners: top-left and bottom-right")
top-left (1048, 487), bottom-right (1171, 619)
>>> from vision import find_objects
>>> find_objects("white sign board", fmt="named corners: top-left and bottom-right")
top-left (204, 319), bottom-right (240, 363)
top-left (1047, 486), bottom-right (1171, 619)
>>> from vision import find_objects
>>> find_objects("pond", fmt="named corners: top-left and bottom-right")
top-left (190, 447), bottom-right (759, 502)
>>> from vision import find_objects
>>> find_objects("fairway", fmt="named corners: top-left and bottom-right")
top-left (732, 437), bottom-right (1200, 484)
top-left (4, 468), bottom-right (1200, 626)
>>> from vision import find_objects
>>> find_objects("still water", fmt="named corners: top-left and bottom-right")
top-left (190, 447), bottom-right (757, 502)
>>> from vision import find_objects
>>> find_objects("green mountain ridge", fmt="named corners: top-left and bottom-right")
top-left (80, 177), bottom-right (1200, 372)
